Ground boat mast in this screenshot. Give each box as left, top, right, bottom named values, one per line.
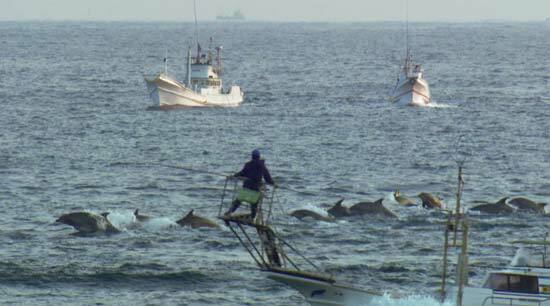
left=164, top=48, right=168, bottom=76
left=186, top=47, right=192, bottom=87
left=193, top=0, right=200, bottom=62
left=406, top=0, right=409, bottom=55
left=216, top=46, right=223, bottom=76
left=405, top=0, right=411, bottom=70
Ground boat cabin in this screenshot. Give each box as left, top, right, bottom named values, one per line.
left=483, top=272, right=540, bottom=294
left=187, top=45, right=224, bottom=93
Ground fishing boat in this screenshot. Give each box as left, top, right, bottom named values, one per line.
left=389, top=1, right=431, bottom=106
left=217, top=178, right=379, bottom=306
left=389, top=48, right=431, bottom=106
left=144, top=1, right=244, bottom=108
left=145, top=45, right=244, bottom=108
left=216, top=10, right=245, bottom=21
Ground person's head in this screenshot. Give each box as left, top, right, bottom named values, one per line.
left=251, top=149, right=261, bottom=160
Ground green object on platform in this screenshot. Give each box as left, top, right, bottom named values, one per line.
left=236, top=188, right=261, bottom=204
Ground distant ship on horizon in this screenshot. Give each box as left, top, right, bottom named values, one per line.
left=216, top=10, right=245, bottom=21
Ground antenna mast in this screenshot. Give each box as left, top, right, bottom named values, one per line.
left=193, top=0, right=200, bottom=58
left=164, top=48, right=168, bottom=76
left=406, top=0, right=409, bottom=54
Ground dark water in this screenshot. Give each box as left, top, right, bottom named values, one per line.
left=1, top=21, right=549, bottom=305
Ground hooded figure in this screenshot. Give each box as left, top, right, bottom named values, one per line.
left=225, top=149, right=275, bottom=220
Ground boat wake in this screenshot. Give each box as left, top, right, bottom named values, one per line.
left=424, top=101, right=457, bottom=108
left=368, top=293, right=454, bottom=306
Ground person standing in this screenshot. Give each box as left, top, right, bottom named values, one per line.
left=225, top=149, right=276, bottom=220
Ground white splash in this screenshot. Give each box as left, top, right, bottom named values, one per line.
left=368, top=293, right=454, bottom=306
left=104, top=210, right=135, bottom=229
left=425, top=101, right=458, bottom=108
left=140, top=217, right=178, bottom=231
left=510, top=247, right=531, bottom=267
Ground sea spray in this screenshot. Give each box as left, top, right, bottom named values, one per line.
left=368, top=293, right=454, bottom=306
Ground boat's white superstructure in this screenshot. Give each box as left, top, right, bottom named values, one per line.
left=447, top=238, right=550, bottom=306
left=145, top=45, right=244, bottom=108
left=389, top=48, right=431, bottom=106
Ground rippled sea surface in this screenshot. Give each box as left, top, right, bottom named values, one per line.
left=1, top=21, right=549, bottom=305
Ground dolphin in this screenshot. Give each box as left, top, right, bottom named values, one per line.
left=394, top=189, right=417, bottom=207
left=56, top=212, right=120, bottom=234
left=133, top=209, right=152, bottom=222
left=349, top=198, right=398, bottom=218
left=327, top=198, right=351, bottom=217
left=176, top=210, right=219, bottom=229
left=470, top=197, right=514, bottom=214
left=508, top=197, right=547, bottom=213
left=290, top=209, right=334, bottom=222
left=418, top=192, right=443, bottom=209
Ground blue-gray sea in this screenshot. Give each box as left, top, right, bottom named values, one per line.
left=1, top=21, right=549, bottom=305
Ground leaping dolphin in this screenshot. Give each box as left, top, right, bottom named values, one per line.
left=393, top=189, right=417, bottom=207
left=508, top=197, right=547, bottom=213
left=56, top=212, right=120, bottom=234
left=327, top=198, right=350, bottom=217
left=349, top=199, right=399, bottom=218
left=290, top=209, right=334, bottom=222
left=418, top=192, right=443, bottom=209
left=176, top=210, right=219, bottom=229
left=470, top=197, right=514, bottom=214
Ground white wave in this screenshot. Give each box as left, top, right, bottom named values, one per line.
left=103, top=210, right=135, bottom=229
left=368, top=293, right=454, bottom=306
left=140, top=217, right=178, bottom=230
left=425, top=101, right=457, bottom=108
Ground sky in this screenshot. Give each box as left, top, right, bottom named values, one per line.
left=0, top=0, right=549, bottom=22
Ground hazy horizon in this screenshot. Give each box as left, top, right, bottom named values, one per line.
left=1, top=0, right=549, bottom=22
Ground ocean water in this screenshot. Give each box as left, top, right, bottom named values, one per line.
left=1, top=21, right=549, bottom=305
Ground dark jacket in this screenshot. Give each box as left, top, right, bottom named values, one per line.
left=235, top=159, right=274, bottom=191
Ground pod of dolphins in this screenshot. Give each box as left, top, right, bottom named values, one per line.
left=56, top=209, right=218, bottom=235
left=55, top=189, right=546, bottom=234
left=290, top=190, right=547, bottom=222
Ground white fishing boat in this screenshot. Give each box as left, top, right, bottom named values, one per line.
left=389, top=0, right=432, bottom=107
left=144, top=1, right=244, bottom=109
left=145, top=45, right=244, bottom=108
left=216, top=10, right=245, bottom=21
left=389, top=48, right=431, bottom=106
left=217, top=178, right=379, bottom=306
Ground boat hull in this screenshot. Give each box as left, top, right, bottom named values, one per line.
left=447, top=286, right=550, bottom=306
left=265, top=270, right=377, bottom=306
left=390, top=77, right=431, bottom=106
left=144, top=74, right=244, bottom=108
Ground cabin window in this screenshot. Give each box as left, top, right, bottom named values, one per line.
left=483, top=273, right=538, bottom=294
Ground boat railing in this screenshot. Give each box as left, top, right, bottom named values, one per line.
left=482, top=295, right=549, bottom=306
left=218, top=176, right=328, bottom=276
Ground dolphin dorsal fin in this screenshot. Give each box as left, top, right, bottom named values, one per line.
left=334, top=198, right=344, bottom=207
left=496, top=197, right=508, bottom=205
left=375, top=198, right=384, bottom=205
left=134, top=209, right=139, bottom=216
left=186, top=210, right=195, bottom=217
